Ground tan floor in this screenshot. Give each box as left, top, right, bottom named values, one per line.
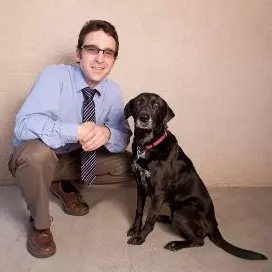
left=0, top=185, right=271, bottom=272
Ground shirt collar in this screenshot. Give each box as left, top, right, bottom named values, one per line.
left=74, top=64, right=105, bottom=96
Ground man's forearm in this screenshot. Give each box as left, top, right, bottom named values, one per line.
left=15, top=114, right=78, bottom=148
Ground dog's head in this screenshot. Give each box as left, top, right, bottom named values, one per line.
left=125, top=92, right=175, bottom=131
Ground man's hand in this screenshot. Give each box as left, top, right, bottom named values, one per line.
left=77, top=121, right=111, bottom=151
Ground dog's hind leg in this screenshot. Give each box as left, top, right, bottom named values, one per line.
left=164, top=239, right=204, bottom=251
left=164, top=207, right=206, bottom=251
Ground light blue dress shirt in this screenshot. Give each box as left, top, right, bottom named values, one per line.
left=13, top=64, right=129, bottom=153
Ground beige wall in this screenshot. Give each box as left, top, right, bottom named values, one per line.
left=0, top=0, right=271, bottom=186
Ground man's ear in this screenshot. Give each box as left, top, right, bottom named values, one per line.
left=163, top=102, right=175, bottom=125
left=75, top=49, right=81, bottom=63
left=124, top=99, right=134, bottom=119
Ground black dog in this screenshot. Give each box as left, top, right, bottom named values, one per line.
left=125, top=92, right=267, bottom=260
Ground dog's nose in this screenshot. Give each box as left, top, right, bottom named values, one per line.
left=139, top=114, right=150, bottom=123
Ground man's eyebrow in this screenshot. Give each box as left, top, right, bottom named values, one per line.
left=87, top=44, right=115, bottom=51
left=103, top=47, right=115, bottom=52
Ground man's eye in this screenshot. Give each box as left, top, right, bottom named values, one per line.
left=104, top=50, right=115, bottom=57
left=87, top=46, right=97, bottom=53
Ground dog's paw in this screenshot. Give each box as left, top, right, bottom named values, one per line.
left=127, top=236, right=145, bottom=245
left=164, top=241, right=180, bottom=251
left=127, top=226, right=140, bottom=237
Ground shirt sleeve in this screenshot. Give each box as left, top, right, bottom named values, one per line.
left=104, top=89, right=130, bottom=153
left=14, top=65, right=78, bottom=148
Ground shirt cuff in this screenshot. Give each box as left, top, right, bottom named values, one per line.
left=104, top=126, right=128, bottom=153
left=60, top=123, right=78, bottom=144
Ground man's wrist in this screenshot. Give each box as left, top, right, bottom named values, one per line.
left=77, top=124, right=83, bottom=141
left=104, top=126, right=111, bottom=142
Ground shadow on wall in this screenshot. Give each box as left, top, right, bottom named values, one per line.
left=54, top=53, right=76, bottom=66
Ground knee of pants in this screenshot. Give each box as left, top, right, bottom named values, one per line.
left=96, top=151, right=132, bottom=176
left=109, top=152, right=132, bottom=176
left=9, top=139, right=58, bottom=176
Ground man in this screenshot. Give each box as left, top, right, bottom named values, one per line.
left=8, top=20, right=132, bottom=258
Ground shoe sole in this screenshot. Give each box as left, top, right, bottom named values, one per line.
left=27, top=238, right=56, bottom=258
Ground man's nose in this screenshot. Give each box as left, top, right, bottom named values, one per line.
left=95, top=51, right=105, bottom=62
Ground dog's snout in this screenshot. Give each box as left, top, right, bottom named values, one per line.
left=139, top=113, right=150, bottom=123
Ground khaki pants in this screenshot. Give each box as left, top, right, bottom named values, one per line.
left=8, top=139, right=134, bottom=229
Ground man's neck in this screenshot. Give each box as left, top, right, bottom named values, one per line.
left=87, top=80, right=99, bottom=88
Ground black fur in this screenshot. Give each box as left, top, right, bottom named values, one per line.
left=125, top=92, right=268, bottom=260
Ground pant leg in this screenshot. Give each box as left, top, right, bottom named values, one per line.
left=94, top=147, right=135, bottom=185
left=8, top=142, right=134, bottom=229
left=54, top=147, right=135, bottom=185
left=8, top=139, right=58, bottom=229
left=53, top=148, right=81, bottom=182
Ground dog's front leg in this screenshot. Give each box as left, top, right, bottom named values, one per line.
left=128, top=194, right=164, bottom=245
left=127, top=185, right=147, bottom=238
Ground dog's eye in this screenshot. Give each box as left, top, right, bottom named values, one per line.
left=153, top=102, right=159, bottom=108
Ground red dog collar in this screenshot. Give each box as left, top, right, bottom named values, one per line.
left=145, top=131, right=168, bottom=150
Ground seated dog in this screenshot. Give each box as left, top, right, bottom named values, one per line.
left=125, top=92, right=267, bottom=260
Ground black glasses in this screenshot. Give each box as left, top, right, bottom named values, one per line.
left=81, top=44, right=116, bottom=59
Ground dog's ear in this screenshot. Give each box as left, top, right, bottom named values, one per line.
left=163, top=102, right=175, bottom=125
left=124, top=99, right=134, bottom=119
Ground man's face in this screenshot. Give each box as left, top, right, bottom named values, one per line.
left=76, top=30, right=117, bottom=87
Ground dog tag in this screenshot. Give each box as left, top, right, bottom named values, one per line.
left=133, top=146, right=141, bottom=163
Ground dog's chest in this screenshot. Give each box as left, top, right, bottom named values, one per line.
left=132, top=149, right=154, bottom=195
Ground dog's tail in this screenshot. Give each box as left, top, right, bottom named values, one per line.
left=209, top=226, right=268, bottom=260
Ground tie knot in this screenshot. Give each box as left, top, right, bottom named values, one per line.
left=82, top=87, right=96, bottom=100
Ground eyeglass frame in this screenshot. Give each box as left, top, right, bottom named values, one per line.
left=81, top=44, right=117, bottom=59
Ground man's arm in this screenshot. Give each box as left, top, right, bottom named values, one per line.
left=14, top=65, right=78, bottom=148
left=104, top=91, right=130, bottom=153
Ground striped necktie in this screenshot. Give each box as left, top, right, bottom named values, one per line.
left=81, top=87, right=96, bottom=185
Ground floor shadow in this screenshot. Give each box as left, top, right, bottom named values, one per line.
left=1, top=184, right=182, bottom=242
left=0, top=185, right=30, bottom=235
left=79, top=184, right=182, bottom=238
left=78, top=184, right=138, bottom=224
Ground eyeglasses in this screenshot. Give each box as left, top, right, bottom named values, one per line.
left=81, top=44, right=116, bottom=59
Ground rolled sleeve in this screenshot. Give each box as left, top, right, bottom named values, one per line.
left=60, top=123, right=78, bottom=145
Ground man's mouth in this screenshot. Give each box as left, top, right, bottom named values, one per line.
left=92, top=66, right=104, bottom=71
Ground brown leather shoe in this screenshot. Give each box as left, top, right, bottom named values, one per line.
left=50, top=181, right=89, bottom=216
left=27, top=220, right=56, bottom=258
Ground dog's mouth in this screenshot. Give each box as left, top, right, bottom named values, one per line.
left=135, top=116, right=153, bottom=130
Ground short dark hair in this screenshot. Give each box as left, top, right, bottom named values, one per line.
left=77, top=20, right=119, bottom=58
